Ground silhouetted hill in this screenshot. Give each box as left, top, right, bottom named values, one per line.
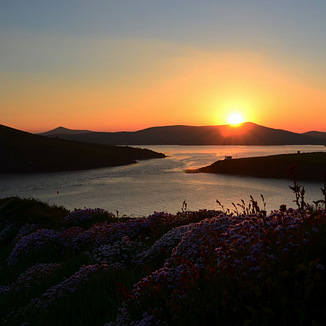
left=42, top=126, right=92, bottom=135
left=186, top=152, right=326, bottom=181
left=40, top=122, right=326, bottom=145
left=0, top=125, right=165, bottom=173
left=303, top=131, right=326, bottom=143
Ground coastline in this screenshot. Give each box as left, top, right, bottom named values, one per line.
left=0, top=124, right=166, bottom=173
left=185, top=151, right=326, bottom=181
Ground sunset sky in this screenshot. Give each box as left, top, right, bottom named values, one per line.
left=1, top=1, right=326, bottom=133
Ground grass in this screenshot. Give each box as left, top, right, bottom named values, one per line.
left=0, top=185, right=325, bottom=325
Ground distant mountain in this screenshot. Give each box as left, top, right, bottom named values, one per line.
left=42, top=126, right=92, bottom=135
left=40, top=122, right=326, bottom=146
left=303, top=131, right=326, bottom=143
left=0, top=124, right=165, bottom=173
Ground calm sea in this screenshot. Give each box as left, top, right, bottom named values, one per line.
left=1, top=145, right=325, bottom=216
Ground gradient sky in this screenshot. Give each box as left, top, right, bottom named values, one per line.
left=1, top=1, right=326, bottom=133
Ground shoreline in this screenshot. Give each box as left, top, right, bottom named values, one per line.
left=185, top=151, right=326, bottom=181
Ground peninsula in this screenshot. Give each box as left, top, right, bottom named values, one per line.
left=186, top=152, right=326, bottom=181
left=0, top=124, right=165, bottom=173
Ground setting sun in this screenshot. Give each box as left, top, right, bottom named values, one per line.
left=227, top=112, right=244, bottom=126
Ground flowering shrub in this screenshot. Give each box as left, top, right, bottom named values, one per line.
left=110, top=209, right=326, bottom=325
left=87, top=236, right=146, bottom=270
left=0, top=197, right=325, bottom=326
left=62, top=208, right=115, bottom=226
left=14, top=223, right=39, bottom=241
left=29, top=263, right=109, bottom=309
left=7, top=263, right=109, bottom=325
left=13, top=263, right=63, bottom=291
left=8, top=228, right=61, bottom=266
left=0, top=263, right=64, bottom=300
left=140, top=223, right=195, bottom=267
left=171, top=214, right=231, bottom=269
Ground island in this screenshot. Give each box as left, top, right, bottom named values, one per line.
left=186, top=151, right=326, bottom=181
left=0, top=124, right=165, bottom=173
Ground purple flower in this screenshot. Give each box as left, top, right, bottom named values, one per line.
left=8, top=229, right=60, bottom=266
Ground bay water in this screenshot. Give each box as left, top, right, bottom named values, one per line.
left=0, top=145, right=325, bottom=216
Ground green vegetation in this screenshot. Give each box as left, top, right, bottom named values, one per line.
left=187, top=151, right=326, bottom=181
left=0, top=124, right=165, bottom=173
left=0, top=180, right=326, bottom=325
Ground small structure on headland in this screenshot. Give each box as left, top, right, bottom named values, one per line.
left=224, top=155, right=232, bottom=160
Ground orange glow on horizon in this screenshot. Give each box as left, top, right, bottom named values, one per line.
left=227, top=112, right=245, bottom=126
left=2, top=49, right=326, bottom=134
left=219, top=121, right=254, bottom=139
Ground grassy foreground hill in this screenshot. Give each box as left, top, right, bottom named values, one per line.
left=186, top=152, right=326, bottom=181
left=0, top=196, right=325, bottom=325
left=0, top=124, right=165, bottom=173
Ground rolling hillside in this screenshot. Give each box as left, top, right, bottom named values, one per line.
left=40, top=122, right=326, bottom=146
left=0, top=124, right=165, bottom=173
